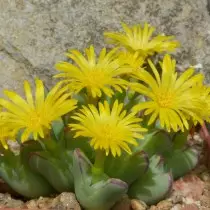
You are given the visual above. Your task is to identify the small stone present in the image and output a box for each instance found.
[130,199,147,210]
[181,204,199,210]
[0,193,24,209]
[200,194,210,208]
[112,196,130,210]
[25,199,38,209]
[37,197,51,209]
[47,192,81,210]
[148,200,173,210]
[182,197,201,207]
[57,192,81,210]
[200,172,210,181]
[156,200,173,210]
[169,194,183,204]
[25,193,81,210]
[172,174,204,201]
[149,206,157,210]
[193,134,203,143]
[171,204,182,210]
[5,200,24,208]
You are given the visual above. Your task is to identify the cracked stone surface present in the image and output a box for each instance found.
[0,0,210,96]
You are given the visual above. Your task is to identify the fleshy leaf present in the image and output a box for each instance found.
[171,130,188,150]
[128,155,172,205]
[135,130,172,157]
[164,147,199,179]
[73,149,128,210]
[20,140,43,164]
[104,151,149,185]
[64,131,94,161]
[29,149,74,192]
[51,118,65,141]
[0,150,54,198]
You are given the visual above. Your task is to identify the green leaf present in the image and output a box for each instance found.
[128,155,172,205]
[135,130,172,157]
[71,92,89,107]
[164,147,199,179]
[29,150,74,192]
[0,152,54,198]
[51,118,65,141]
[172,130,188,150]
[103,91,127,105]
[64,131,94,161]
[15,129,34,144]
[73,149,128,210]
[104,151,149,185]
[20,140,43,164]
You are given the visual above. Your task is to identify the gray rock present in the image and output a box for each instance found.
[0,0,210,94]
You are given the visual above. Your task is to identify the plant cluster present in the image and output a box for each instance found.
[0,23,208,210]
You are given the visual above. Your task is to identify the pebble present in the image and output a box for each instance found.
[200,194,210,208]
[171,204,182,210]
[25,192,81,210]
[171,203,199,210]
[0,193,24,208]
[112,195,130,210]
[200,171,210,181]
[181,204,199,210]
[149,200,173,210]
[169,194,183,204]
[172,174,204,200]
[130,199,147,210]
[156,200,173,210]
[149,206,157,210]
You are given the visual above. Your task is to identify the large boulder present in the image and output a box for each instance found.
[0,0,210,95]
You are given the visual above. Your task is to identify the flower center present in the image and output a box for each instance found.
[101,124,114,141]
[157,93,173,108]
[28,111,42,129]
[85,70,108,87]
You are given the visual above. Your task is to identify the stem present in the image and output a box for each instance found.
[91,150,106,183]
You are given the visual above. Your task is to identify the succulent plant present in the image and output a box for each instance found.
[0,148,55,198]
[0,22,205,210]
[128,155,172,205]
[72,149,128,210]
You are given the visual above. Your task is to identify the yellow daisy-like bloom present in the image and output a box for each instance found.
[194,84,210,123]
[0,79,77,142]
[117,51,145,75]
[0,111,14,149]
[130,54,204,132]
[54,45,130,98]
[0,125,14,149]
[104,23,180,57]
[69,100,147,157]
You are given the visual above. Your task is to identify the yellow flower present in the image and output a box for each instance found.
[117,51,145,75]
[54,45,130,98]
[69,100,147,157]
[104,23,180,57]
[194,84,210,123]
[130,54,204,132]
[0,79,77,142]
[0,113,14,149]
[0,125,14,149]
